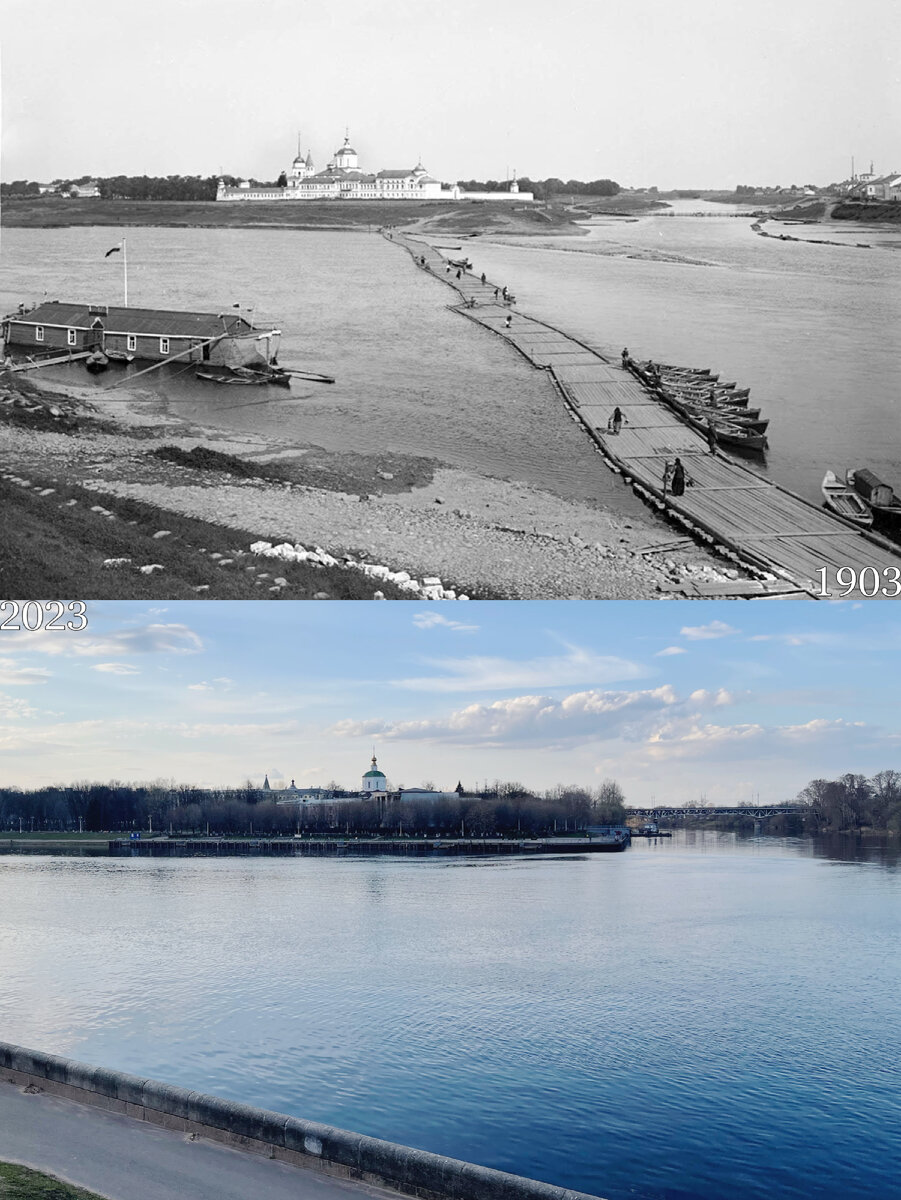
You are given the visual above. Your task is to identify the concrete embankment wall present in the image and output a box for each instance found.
[0,1041,603,1200]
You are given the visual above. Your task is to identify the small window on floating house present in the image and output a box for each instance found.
[127,335,136,352]
[35,326,44,342]
[67,329,77,346]
[159,337,170,354]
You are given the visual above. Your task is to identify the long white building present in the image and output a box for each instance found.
[217,132,531,202]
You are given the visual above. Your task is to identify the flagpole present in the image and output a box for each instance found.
[123,238,128,307]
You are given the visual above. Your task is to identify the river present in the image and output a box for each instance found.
[2,207,898,510]
[1,833,899,1200]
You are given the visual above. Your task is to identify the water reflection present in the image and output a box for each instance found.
[1,837,899,1200]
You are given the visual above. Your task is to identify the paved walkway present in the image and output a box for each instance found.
[0,1081,388,1200]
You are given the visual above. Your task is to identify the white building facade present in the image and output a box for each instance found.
[217,132,532,203]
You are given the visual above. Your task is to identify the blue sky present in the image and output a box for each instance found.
[3,0,899,189]
[1,601,898,803]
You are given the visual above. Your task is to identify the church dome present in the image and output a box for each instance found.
[363,754,385,778]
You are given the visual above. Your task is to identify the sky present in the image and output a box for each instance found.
[1,600,899,803]
[2,0,899,189]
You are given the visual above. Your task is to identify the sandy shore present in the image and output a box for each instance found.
[0,371,750,599]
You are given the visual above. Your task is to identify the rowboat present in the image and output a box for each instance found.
[821,470,874,527]
[196,364,291,387]
[660,385,754,410]
[447,257,473,270]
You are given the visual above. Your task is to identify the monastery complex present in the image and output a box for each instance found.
[217,132,532,202]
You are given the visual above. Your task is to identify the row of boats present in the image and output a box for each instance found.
[625,354,900,534]
[627,358,769,452]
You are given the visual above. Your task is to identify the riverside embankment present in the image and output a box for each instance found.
[0,1042,604,1200]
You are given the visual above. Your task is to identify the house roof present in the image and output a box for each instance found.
[12,302,254,339]
[377,169,415,179]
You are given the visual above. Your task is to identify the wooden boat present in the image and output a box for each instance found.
[662,391,763,420]
[660,385,753,409]
[84,349,109,374]
[196,364,291,387]
[821,470,874,527]
[447,257,473,270]
[196,370,267,386]
[105,349,135,363]
[847,468,901,526]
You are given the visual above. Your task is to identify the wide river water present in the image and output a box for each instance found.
[2,833,899,1200]
[2,205,898,508]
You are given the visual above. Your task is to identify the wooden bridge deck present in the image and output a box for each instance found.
[391,233,901,599]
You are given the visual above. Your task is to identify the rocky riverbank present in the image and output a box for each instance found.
[0,371,746,599]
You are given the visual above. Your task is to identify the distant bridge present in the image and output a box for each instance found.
[627,805,805,821]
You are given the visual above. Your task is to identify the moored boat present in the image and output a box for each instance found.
[847,468,901,527]
[821,470,874,527]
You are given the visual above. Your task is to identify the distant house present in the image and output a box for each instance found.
[68,180,100,198]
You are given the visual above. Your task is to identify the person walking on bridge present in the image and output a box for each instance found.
[609,406,627,435]
[481,272,487,285]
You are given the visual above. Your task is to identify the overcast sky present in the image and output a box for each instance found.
[1,600,898,803]
[3,0,899,188]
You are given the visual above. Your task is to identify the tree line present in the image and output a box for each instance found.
[0,779,626,837]
[456,177,620,200]
[796,771,901,833]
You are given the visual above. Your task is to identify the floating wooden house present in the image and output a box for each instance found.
[1,302,280,368]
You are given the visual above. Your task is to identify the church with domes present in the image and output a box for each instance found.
[218,131,449,202]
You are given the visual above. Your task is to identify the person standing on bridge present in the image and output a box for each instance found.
[504,315,512,328]
[481,272,487,285]
[609,407,627,435]
[707,419,717,454]
[621,347,630,367]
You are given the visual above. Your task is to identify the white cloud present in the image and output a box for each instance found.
[331,685,682,747]
[91,663,140,676]
[680,620,739,641]
[0,658,52,686]
[0,692,39,719]
[392,643,647,693]
[188,677,235,693]
[8,623,203,659]
[412,613,479,632]
[656,646,687,657]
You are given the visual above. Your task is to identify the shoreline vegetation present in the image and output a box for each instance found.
[2,773,899,843]
[0,1161,104,1200]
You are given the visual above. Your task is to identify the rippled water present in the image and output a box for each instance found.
[2,834,900,1200]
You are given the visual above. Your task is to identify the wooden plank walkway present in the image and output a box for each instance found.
[390,233,901,599]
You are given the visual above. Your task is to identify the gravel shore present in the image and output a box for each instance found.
[1,374,746,599]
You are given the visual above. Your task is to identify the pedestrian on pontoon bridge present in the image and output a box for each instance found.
[621,347,630,366]
[671,457,689,496]
[504,315,512,328]
[609,406,627,435]
[502,286,508,299]
[456,269,462,279]
[707,420,717,454]
[446,264,451,273]
[481,272,487,284]
[494,287,500,299]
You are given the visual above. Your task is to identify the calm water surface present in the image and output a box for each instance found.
[473,201,901,504]
[1,833,899,1200]
[3,213,899,509]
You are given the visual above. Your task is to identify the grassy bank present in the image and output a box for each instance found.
[0,1162,104,1200]
[1,196,584,237]
[832,200,901,222]
[0,468,409,600]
